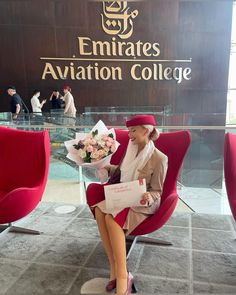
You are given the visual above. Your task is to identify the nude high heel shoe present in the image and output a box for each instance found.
[123,272,134,294]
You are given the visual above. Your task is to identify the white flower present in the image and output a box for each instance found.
[97,139,106,147]
[98,149,106,157]
[103,146,110,155]
[78,149,86,159]
[91,150,101,160]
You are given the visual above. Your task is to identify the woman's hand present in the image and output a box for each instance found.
[140,192,152,206]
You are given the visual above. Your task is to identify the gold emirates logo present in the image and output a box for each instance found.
[101,1,138,39]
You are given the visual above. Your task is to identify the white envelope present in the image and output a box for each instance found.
[104,179,147,210]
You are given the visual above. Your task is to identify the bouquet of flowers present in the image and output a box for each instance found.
[64,120,119,169]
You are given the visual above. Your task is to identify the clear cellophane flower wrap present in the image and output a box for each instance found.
[64,120,120,171]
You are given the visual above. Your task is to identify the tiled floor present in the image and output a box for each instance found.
[1,162,235,294]
[0,203,235,294]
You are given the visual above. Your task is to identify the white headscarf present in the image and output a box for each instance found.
[120,139,155,183]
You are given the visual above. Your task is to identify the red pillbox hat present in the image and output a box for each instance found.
[126,115,156,127]
[63,85,70,90]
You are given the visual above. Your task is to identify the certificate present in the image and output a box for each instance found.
[104,179,146,210]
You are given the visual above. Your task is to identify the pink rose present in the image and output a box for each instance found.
[84,138,92,145]
[90,139,97,145]
[111,144,116,153]
[101,135,109,141]
[106,141,112,147]
[86,145,93,153]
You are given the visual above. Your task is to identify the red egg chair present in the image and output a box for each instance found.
[0,126,50,234]
[224,132,236,220]
[86,129,191,258]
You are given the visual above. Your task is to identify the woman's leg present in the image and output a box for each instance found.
[95,207,116,280]
[105,214,128,294]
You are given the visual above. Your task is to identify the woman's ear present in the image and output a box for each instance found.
[143,127,149,136]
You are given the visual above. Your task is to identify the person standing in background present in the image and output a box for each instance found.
[30,90,46,115]
[49,90,64,110]
[62,85,77,118]
[7,86,23,119]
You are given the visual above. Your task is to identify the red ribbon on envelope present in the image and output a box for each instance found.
[140,199,146,205]
[139,179,144,185]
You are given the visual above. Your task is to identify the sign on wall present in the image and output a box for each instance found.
[41,1,192,83]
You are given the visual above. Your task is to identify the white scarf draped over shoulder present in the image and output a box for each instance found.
[120,140,155,183]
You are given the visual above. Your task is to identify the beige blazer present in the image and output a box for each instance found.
[110,147,168,214]
[63,92,77,117]
[134,148,168,214]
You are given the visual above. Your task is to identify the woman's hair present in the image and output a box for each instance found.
[33,89,40,96]
[143,124,159,141]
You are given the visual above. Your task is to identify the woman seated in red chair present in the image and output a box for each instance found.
[86,115,168,294]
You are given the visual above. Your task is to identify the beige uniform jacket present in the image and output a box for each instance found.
[63,92,77,117]
[110,147,168,214]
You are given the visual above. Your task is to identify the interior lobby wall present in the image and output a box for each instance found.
[0,0,233,116]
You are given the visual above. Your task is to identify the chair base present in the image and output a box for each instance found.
[132,282,138,293]
[126,235,172,260]
[0,224,41,235]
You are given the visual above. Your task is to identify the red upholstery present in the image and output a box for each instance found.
[87,129,191,236]
[224,132,236,220]
[0,126,50,224]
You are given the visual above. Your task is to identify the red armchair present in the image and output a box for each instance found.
[224,132,236,220]
[87,129,191,258]
[0,126,50,234]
